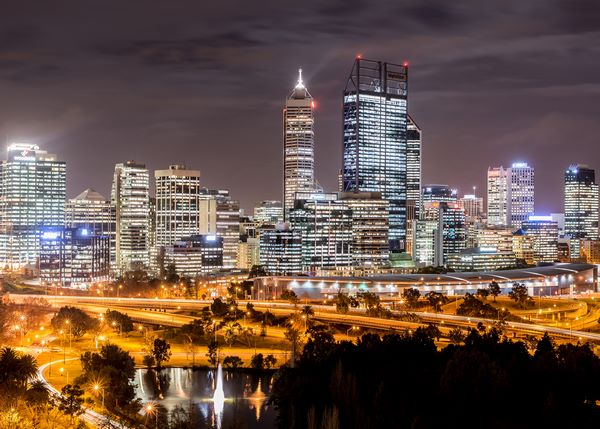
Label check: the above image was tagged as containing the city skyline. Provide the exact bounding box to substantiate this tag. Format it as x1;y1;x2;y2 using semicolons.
1;2;599;213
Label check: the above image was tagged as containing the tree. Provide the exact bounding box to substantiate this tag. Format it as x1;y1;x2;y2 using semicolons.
165;263;180;283
426;291;448;312
264;354;278;369
223;322;241;346
334;291;358;314
509;283;533;309
249;265;268;278
79;344;137;410
57;384;84;423
358;292;383;316
250;353;265;370
223;356;243;369
476;288;490;300
281;289;299;304
402;288;421;308
0;347;38;402
489;281;501;302
210;298;229;317
151;338;172;368
207;340;220;366
105;309;134;333
51;306;98;338
143;355;155;369
448;327;466;345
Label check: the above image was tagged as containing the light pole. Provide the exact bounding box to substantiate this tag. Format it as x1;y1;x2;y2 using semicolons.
146;404;158;429
93;384;105;409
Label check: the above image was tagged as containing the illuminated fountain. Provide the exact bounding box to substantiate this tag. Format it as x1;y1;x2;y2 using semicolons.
213;364;225;428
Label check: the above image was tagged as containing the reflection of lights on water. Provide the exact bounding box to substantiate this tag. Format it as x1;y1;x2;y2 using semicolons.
245;378;267;421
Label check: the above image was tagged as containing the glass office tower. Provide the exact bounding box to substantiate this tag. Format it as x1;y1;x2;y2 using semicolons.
342;58;408;251
564;164;599;258
0;143;66;269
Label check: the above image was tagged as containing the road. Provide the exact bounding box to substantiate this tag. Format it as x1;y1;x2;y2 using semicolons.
14;294;600;342
37;358;129;429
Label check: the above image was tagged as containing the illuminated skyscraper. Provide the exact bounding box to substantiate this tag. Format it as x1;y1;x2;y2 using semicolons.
66;188;116;267
564;164;599;258
0;143;66;268
406;115;422;209
111;161;150;271
487;166;508;226
507;162;535;226
155;165;201;247
199;189;240;269
459;194;484;218
342;57;408;251
254;200;283;225
283;69;315;218
520;215;558;263
487;163;534;227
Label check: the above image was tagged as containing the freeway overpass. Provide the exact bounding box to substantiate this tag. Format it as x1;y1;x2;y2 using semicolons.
11;294;600;342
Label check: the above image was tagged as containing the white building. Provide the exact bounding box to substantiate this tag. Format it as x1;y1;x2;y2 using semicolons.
155;165;201;247
283;69;315;218
487;163;534;227
199;189;240;269
0;143;66;269
111;161;150;272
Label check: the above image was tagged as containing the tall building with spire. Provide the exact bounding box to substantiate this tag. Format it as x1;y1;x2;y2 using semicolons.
283;68;315;219
342;57;408;252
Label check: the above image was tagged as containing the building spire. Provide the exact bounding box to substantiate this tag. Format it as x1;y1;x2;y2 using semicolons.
295;68;304;89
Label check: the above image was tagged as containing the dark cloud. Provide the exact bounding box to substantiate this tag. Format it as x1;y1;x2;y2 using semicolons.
0;1;598;214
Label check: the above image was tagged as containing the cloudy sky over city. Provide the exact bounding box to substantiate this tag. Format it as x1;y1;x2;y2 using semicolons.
1;0;599;212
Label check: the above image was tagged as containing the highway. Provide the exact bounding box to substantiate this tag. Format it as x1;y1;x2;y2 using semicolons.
12;294;600;342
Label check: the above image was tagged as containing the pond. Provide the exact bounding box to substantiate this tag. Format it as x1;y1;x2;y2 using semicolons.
135;367;277;429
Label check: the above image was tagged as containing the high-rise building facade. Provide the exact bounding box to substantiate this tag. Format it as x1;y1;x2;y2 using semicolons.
459;194;484;218
66;189;116;270
199;189;240;269
487;166;508;226
342;58;408;251
259;223;302;275
39;227;110;287
487;163;535;227
163;234;223;277
507;163;535;226
421;185;457;206
288;192;353;273
521;216;558;263
340;192;390;268
406;115;422;210
111;161;150;271
283;69;315;218
564;164;599;258
0;143;66;268
155;165;201;247
254;200;283;225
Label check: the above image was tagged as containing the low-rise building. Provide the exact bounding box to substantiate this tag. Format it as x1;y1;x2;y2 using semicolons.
446;247;517;271
163;234;223;277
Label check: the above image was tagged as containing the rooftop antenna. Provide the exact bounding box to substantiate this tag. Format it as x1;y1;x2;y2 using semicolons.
295;68;304;89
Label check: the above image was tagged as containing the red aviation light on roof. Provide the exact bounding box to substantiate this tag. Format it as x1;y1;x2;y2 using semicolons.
356;54;362;59
311;100;316;109
403;61;409;67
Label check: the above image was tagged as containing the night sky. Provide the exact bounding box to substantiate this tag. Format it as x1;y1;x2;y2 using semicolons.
1;1;599;213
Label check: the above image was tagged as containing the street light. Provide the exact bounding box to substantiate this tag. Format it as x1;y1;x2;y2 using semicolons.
93;384;105;409
146;403;158;429
346;326;359;336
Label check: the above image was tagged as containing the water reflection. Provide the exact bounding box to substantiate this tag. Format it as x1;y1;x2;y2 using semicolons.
135;368;276;429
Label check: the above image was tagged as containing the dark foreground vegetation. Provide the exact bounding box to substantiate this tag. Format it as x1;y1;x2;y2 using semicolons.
271;327;600;429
